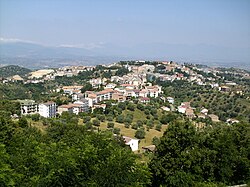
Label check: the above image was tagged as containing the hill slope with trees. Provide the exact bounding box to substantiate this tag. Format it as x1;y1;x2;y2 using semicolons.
0;65;31;78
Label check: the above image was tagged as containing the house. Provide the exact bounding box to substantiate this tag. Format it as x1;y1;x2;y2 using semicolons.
161;106;171;112
185;108;195;118
167;97;174;104
197;114;206;119
208;114;220;122
74;99;89;113
123;136;139;151
39;101;57;118
142;145;156;153
58;102;88;115
201;108;208;115
19;99;38;115
62;86;83;95
178;102;191;114
72;93;85;101
139;97;150;103
84;89;114;106
112;91;126;102
104;83;117;89
226;118;239;124
92;104;106;112
145;85;162;98
58;104;75;115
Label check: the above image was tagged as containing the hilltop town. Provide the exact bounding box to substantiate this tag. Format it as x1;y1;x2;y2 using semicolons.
1;60;250;152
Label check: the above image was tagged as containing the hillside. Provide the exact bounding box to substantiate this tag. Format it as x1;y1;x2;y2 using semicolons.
0;65;31;78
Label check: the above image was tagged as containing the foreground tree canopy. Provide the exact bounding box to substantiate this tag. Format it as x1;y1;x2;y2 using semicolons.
0;116;151;186
149;121;250;187
1;114;249;187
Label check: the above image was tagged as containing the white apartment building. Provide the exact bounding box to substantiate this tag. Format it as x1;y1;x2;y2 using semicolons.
39;101;57;118
19;99;38;115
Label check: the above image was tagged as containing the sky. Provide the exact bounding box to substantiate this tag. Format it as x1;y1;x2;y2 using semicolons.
0;0;250;62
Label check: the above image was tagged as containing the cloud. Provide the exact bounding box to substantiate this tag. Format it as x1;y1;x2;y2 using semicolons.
0;37;39;44
59;42;105;49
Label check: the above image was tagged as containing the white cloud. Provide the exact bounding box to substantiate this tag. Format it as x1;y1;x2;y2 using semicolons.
0;37;39;44
59;42;105;49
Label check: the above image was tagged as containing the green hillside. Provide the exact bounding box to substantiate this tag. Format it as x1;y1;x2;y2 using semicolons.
0;65;31;78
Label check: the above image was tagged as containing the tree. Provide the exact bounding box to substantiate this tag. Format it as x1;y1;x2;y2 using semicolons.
127;103;135;111
149;121;250;186
135;128;146;139
116;115;124;123
18;117;28;128
118;102;126;110
92;119;100;127
155;123;162;131
152;136;160;146
30;114;40;121
83;116;91;123
80;83;93;93
96;114;105;122
149;121;200;187
107;122;114;129
113;127;120;135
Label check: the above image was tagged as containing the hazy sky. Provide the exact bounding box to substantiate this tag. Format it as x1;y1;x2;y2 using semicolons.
1;0;249;48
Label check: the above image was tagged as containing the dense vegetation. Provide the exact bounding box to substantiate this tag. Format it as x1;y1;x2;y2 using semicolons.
0;65;31;78
150;121;250;187
0;116;151;186
1;114;249;186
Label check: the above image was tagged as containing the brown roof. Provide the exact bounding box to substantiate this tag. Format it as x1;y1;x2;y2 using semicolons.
142;145;156;152
97;89;114;95
58;103;82;109
41;101;56;106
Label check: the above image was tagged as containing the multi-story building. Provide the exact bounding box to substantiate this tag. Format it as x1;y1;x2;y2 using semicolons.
39;101;57;118
19;99;38;115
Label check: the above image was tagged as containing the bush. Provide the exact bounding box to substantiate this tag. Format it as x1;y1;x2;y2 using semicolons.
124;122;130;128
146;120;154;129
18;117;28;128
136;120;143;128
97;114;105;122
113;127;120;135
152;136;160;146
107;122;114;128
85;121;92;129
127;103;135;111
93;119;100;127
135;128;146;139
116;115;124;123
83;116;91;123
31;114;40;121
107;115;114;121
118;102;126;110
132;123;139;130
155;123;162;131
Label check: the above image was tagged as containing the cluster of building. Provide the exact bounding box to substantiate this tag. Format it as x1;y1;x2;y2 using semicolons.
71;85;162;107
19;98;89;118
20;100;57;118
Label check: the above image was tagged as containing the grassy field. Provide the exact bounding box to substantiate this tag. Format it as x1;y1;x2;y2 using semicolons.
29;108;168;152
93;108;168;151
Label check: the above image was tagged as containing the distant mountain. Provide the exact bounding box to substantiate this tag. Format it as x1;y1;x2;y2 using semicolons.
0;65;31;78
0;40;249;70
0;41;96;59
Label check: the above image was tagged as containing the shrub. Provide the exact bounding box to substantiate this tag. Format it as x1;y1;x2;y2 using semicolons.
107;122;114;128
93;119;100;127
135;128;146;139
113;127;120;135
